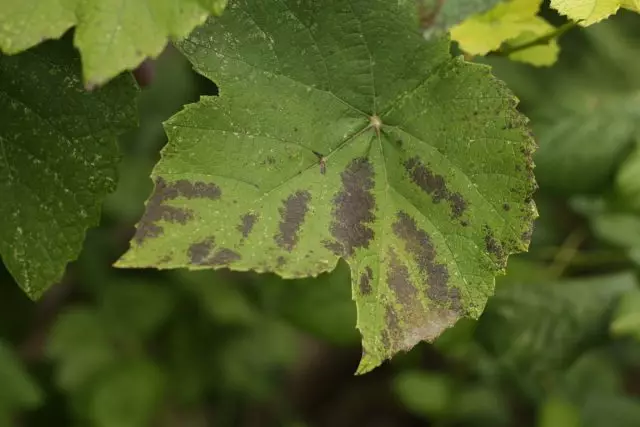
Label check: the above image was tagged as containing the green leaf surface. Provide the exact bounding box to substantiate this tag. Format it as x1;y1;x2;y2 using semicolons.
0;0;227;86
610;288;640;340
393;370;453;418
89;360;164;427
476;272;637;378
0;39;137;298
0;340;42;413
117;0;537;373
47;308;117;391
418;0;504;39
616;141;640;211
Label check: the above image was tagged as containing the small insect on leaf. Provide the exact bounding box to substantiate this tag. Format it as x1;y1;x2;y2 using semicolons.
313;150;327;175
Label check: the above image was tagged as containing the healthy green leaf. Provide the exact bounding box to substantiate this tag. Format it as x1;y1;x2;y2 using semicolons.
0;340;42;415
0;0;227;86
89;360;164;427
393;370;453;418
610;288;640;340
550;0;640;26
476;272;637;378
47;308;117;391
117;0;537;373
615;141;640;212
418;0;504;39
98;279;175;339
0;39;137;298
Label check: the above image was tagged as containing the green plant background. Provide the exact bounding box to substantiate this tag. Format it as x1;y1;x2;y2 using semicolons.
2;6;640;427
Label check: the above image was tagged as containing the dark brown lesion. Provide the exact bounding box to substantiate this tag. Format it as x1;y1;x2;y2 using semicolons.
187;237;241;267
359;266;374;296
274;191;311;252
327;157;376;257
392;212;453;304
133;177;222;245
404;157;468;219
387;249;417;306
237;213;258;240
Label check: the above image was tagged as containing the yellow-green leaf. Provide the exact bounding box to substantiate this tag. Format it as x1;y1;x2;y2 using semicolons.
550;0;640;26
451;0;558;65
0;0;228;86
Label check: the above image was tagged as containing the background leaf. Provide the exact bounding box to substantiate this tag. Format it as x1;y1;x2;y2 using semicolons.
0;0;228;86
0;39;137;298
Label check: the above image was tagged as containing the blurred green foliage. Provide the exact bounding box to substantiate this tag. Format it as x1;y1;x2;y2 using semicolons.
2;8;640;427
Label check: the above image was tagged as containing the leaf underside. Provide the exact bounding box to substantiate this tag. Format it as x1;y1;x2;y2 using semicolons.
117;0;537;373
0;0;227;86
0;40;137;298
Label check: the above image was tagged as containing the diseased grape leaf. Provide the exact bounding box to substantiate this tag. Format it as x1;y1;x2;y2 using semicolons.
417;0;504;39
0;39;137;298
550;0;640;26
0;340;42;417
117;0;537;373
0;0;227;86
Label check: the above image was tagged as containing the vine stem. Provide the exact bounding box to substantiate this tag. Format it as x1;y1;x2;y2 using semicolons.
497;21;579;56
547;228;586;278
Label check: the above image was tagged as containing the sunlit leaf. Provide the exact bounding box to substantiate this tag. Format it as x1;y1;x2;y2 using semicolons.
0;0;227;86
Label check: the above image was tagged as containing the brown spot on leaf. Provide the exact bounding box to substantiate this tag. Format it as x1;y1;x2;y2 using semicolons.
502;203;511;211
186;236;241;267
172;180;221;200
521;224;534;246
359;266;373;295
404;157;467;219
392;212;451;306
188;238;214;264
323;240;343;256
134;177;196;244
238;213;258;239
277;256;286;268
387;249;417;305
484;227;506;268
275;191;311;251
207;248;241;266
329;158;375;257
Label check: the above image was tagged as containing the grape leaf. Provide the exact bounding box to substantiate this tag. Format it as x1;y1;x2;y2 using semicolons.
550;0;640;26
616;141;640;212
0;0;227;86
611;288;640;341
0;39;137;298
417;0;504;39
450;0;559;66
476;272;637;379
117;0;537;373
0;340;42;416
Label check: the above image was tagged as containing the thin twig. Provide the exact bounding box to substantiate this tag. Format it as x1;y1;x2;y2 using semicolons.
497;21;579;56
547;228;586;278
